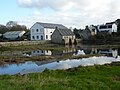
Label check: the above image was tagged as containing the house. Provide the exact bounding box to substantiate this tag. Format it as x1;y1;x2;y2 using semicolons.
3;31;26;40
51;28;76;45
30;22;68;41
79;25;97;40
97;22;117;34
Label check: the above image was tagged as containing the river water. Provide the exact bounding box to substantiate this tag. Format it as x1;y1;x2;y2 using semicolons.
0;45;120;75
0;56;120;75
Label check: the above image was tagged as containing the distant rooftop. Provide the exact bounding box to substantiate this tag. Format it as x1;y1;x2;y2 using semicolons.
37;22;68;29
3;31;25;36
106;22;115;25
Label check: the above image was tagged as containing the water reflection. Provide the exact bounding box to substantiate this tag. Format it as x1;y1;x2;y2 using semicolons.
0;56;120;75
23;47;120;58
75;48;119;58
0;46;119;58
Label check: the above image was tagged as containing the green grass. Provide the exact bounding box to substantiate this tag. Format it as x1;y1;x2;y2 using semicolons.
0;44;66;51
0;62;120;90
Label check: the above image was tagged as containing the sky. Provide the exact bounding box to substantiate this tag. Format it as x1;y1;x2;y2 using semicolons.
0;0;120;29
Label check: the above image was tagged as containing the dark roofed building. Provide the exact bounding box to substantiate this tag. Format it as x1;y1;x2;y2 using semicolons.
37;22;68;29
51;28;76;45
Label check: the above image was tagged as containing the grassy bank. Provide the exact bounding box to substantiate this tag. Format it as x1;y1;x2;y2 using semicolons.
0;43;66;51
0;62;120;90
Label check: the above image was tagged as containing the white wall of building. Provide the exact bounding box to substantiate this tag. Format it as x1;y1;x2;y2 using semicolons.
44;28;55;40
30;23;55;40
30;23;45;40
97;23;117;34
112;24;117;32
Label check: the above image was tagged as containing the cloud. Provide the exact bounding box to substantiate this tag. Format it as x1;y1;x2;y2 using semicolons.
17;0;33;7
17;0;120;28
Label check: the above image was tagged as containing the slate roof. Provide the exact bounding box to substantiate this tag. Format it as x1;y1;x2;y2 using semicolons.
106;22;115;25
37;22;68;29
3;31;25;36
56;28;74;36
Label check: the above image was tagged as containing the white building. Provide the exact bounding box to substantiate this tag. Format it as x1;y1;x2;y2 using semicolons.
3;31;25;40
97;22;117;34
30;22;68;41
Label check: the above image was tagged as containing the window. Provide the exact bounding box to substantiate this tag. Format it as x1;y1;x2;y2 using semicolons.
108;25;112;28
41;50;43;53
46;35;48;39
32;36;35;39
37;51;40;53
41;35;43;40
100;26;107;29
36;36;39;39
33;51;36;53
36;29;39;32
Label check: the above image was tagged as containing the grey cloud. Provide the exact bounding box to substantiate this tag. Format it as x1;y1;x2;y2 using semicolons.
17;0;120;28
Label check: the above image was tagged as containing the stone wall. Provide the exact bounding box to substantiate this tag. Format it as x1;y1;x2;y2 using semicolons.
0;40;51;46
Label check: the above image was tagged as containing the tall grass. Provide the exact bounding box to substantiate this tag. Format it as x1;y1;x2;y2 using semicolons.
0;63;120;90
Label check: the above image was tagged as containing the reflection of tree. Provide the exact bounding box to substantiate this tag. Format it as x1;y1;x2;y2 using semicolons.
0;64;9;69
84;49;92;54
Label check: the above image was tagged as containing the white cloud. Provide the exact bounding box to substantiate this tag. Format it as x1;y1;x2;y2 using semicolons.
17;0;33;7
17;0;120;28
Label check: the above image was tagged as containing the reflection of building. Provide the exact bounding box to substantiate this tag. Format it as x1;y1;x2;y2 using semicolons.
118;48;120;56
52;46;76;56
74;50;85;56
97;49;118;58
23;50;51;57
31;50;52;56
81;48;118;58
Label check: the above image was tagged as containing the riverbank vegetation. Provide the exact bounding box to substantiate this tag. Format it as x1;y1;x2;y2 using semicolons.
0;62;120;90
81;32;120;45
